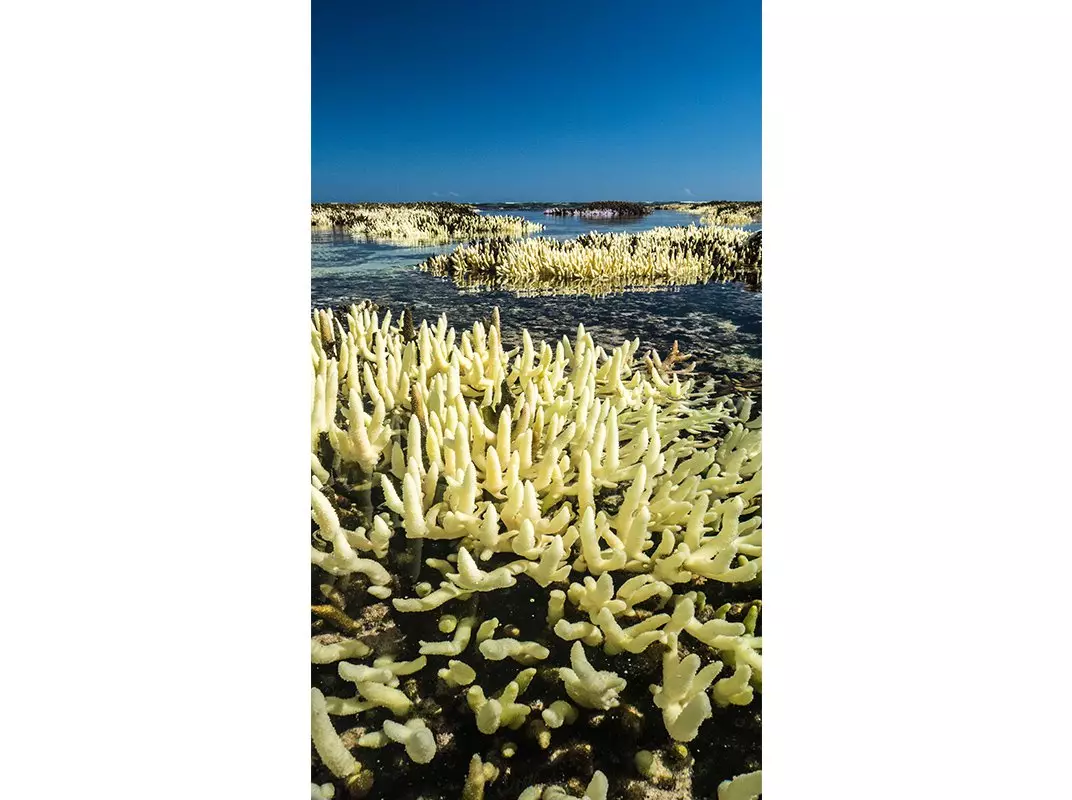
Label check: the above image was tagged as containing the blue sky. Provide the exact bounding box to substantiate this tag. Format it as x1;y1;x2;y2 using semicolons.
312;0;760;202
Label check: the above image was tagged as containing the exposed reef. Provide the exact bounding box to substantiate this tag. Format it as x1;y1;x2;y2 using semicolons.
543;202;651;219
656;202;762;227
417;226;762;296
311;203;543;246
310;303;761;799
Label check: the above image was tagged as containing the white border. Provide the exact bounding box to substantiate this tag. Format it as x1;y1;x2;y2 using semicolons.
3;1;310;797
766;1;1072;796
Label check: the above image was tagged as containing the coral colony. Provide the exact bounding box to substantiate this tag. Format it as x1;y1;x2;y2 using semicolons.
655;203;762;228
542;202;651;219
419;227;762;296
310;302;762;799
311;203;543;246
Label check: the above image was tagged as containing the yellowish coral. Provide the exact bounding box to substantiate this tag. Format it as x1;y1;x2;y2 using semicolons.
658;201;762;227
309;303;762;793
419;226;762;295
311;202;542;245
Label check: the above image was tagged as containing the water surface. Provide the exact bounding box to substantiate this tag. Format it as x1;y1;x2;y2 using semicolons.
312;210;762;386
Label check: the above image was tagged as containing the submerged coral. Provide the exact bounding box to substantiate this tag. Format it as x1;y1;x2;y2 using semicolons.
311;202;543;246
418;226;762;296
310;303;761;799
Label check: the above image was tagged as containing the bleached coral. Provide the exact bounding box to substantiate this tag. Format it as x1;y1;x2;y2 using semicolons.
650;633;722;742
420;225;762;295
311;202;542;245
541;699;578;729
558;642;626;710
438;659;477;687
478;637;550;664
717;769;762;800
381;718;437;764
657;201;762;227
311;636;371;664
448;547;519;592
518;771;609;800
311;688;361;779
309;303;762;796
466;668;537;734
420;615;477;656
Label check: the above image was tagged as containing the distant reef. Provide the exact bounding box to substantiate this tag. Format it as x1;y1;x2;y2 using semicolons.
655;201;762;227
311;202;541;245
543;201;651;219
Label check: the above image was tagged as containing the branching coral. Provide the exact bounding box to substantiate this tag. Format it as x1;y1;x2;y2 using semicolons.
311;202;542;245
649;632;722;742
419;225;762;295
310;303;762;798
557;641;627;710
467;668;538;734
658;201;762;227
381;718;437;763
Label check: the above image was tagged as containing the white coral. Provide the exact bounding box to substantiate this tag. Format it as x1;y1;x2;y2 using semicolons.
310;688;359;779
382;718;437;764
558;641;626;710
650;633;722;742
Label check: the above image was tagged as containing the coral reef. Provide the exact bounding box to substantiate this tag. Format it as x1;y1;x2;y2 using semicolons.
543;201;651;219
311;202;543;245
418;226;762;296
310;303;761;799
656;202;762;227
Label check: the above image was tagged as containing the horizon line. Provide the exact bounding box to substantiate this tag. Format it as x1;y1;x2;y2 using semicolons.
310;198;763;204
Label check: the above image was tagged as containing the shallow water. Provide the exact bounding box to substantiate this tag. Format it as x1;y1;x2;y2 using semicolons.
311;210;762;385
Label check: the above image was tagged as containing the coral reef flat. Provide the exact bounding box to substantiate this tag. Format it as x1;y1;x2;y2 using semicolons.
312;202;543;245
311;207;761;390
655;202;762;227
418;227;761;295
310;305;761;800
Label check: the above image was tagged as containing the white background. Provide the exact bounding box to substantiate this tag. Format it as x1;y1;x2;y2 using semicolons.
2;1;1071;797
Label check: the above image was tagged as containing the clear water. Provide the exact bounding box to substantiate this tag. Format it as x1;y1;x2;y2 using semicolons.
311;209;762;386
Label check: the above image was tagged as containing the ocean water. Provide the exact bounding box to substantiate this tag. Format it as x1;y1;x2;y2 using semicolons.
311;209;762;385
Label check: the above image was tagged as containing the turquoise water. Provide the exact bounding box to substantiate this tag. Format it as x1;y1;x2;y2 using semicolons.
311;210;762;384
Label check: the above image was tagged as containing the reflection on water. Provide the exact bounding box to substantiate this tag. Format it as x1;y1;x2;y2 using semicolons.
312;209;762;386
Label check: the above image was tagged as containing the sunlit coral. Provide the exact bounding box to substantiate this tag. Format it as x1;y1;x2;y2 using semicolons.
311;202;542;245
419;225;762;295
309;303;761;798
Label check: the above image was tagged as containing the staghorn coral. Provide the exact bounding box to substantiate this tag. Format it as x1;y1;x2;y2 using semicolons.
311;202;542;245
558;641;626;710
649;632;722;742
656;201;762;227
419;225;762;296
310;303;761;798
